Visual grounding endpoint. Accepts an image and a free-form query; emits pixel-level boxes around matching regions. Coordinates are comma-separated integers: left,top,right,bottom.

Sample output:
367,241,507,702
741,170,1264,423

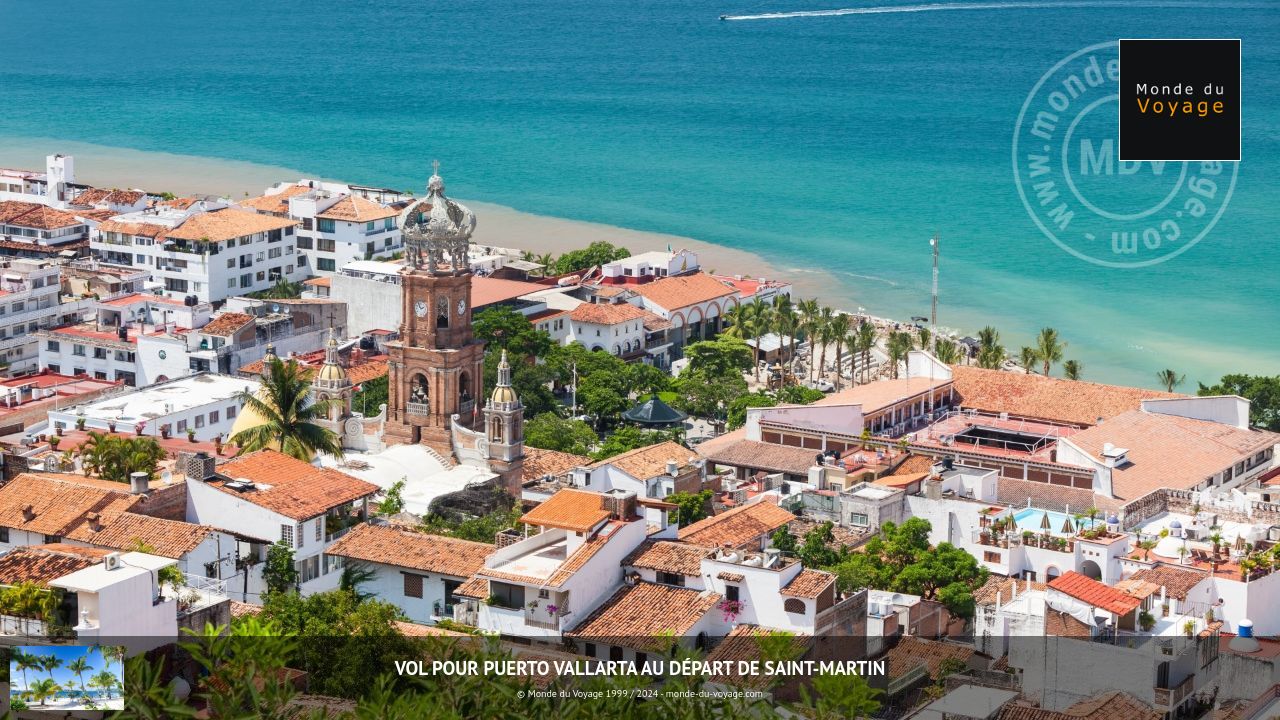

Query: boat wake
720,1,1213,21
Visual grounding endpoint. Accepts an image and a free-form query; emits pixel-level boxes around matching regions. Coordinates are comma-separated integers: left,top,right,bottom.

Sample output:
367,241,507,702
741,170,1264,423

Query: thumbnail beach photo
7,646,122,712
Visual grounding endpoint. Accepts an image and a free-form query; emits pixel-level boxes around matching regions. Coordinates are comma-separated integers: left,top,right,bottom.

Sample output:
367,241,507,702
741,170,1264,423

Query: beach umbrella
1040,512,1052,531
1061,516,1075,534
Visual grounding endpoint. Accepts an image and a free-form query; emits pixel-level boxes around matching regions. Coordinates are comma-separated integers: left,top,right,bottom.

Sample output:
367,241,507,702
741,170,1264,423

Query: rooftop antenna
928,231,940,416
431,159,440,177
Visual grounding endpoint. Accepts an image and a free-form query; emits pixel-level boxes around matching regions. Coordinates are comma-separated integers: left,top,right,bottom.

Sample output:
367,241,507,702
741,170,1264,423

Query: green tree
800,672,882,720
1018,346,1038,374
886,331,914,379
13,649,40,693
1198,374,1280,430
799,521,845,569
263,540,299,595
376,479,406,515
1036,326,1067,376
247,278,302,299
552,241,630,274
339,561,378,602
25,678,61,707
590,426,676,461
1158,368,1186,392
232,355,343,460
627,362,673,397
775,384,825,405
726,392,776,430
483,347,557,416
1063,359,1083,380
724,298,773,382
683,337,753,379
79,432,167,484
976,326,1005,370
853,321,877,384
770,527,799,554
525,413,597,455
933,336,961,365
814,307,840,384
40,653,62,682
676,366,747,420
422,504,523,543
666,489,713,525
67,656,93,696
773,295,801,376
473,306,553,358
352,374,388,417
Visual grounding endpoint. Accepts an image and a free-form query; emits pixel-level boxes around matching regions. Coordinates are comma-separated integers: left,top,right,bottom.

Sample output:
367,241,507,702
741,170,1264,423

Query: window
46,364,58,373
296,236,313,250
584,643,596,658
317,238,336,253
194,414,205,428
404,573,424,598
210,410,220,424
281,524,294,547
366,221,375,232
487,581,525,609
268,247,282,259
268,229,282,242
609,647,624,661
984,551,1002,563
46,340,59,352
784,598,807,614
228,278,237,288
538,589,550,599
297,522,305,548
240,274,253,288
317,218,336,233
94,371,107,380
302,218,314,231
298,555,320,583
0,527,8,543
318,258,336,272
177,419,187,432
72,344,86,357
11,302,23,313
227,405,237,418
850,512,869,527
726,585,740,602
316,519,322,541
227,258,236,268
44,534,61,544
384,218,395,231
656,571,685,587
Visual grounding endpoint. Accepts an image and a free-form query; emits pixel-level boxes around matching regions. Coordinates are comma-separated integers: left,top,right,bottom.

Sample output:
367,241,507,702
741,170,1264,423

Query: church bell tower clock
383,162,486,454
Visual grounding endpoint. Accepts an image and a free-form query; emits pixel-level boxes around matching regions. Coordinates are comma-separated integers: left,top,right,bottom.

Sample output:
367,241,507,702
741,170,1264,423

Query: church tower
312,328,353,423
384,164,486,455
484,350,525,495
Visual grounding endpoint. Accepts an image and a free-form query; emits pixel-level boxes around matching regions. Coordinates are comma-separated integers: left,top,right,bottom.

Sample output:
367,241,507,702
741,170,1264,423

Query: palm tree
934,337,961,365
810,307,834,382
1035,327,1066,376
1063,359,1082,380
90,670,119,700
886,331,914,379
534,252,555,276
1138,538,1158,560
725,298,771,382
25,678,60,707
854,321,877,384
13,649,39,694
340,560,378,602
231,355,343,460
1156,368,1185,392
1018,346,1038,374
67,656,92,697
797,298,821,376
773,296,800,380
40,653,62,682
976,326,1005,370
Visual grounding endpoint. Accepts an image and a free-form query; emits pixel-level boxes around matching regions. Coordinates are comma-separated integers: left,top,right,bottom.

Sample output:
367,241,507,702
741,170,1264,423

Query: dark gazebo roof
622,395,688,426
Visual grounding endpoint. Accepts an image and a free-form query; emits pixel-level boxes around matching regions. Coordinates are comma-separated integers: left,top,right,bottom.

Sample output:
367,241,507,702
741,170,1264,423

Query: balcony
459,399,475,417
406,401,430,416
1154,673,1194,708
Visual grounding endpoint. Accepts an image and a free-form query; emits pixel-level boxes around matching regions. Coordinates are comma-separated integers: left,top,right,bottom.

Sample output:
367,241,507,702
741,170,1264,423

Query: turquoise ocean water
1,0,1276,388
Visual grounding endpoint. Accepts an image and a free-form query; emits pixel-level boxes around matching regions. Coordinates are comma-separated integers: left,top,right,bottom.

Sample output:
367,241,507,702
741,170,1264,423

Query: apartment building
0,259,92,374
239,182,403,275
92,206,304,303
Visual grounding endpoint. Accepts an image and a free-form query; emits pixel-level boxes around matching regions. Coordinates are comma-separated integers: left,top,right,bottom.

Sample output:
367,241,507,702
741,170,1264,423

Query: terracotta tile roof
326,523,492,578
1129,564,1209,601
522,447,589,483
677,500,795,549
454,575,488,599
212,450,379,520
470,277,547,308
994,476,1118,514
65,511,216,558
526,308,567,323
781,568,836,598
201,312,255,337
999,691,1159,720
165,207,297,242
1048,571,1142,615
97,219,170,238
894,453,937,475
623,540,713,576
568,302,648,325
592,441,693,479
0,472,136,536
0,201,84,230
705,624,809,689
546,521,621,586
882,636,975,682
238,184,312,214
641,310,672,332
72,188,145,207
951,366,1179,427
630,272,738,311
99,292,188,308
1065,410,1280,500
1113,577,1162,600
0,545,104,585
157,196,202,210
565,582,721,652
229,600,263,618
303,276,332,288
520,488,612,532
813,376,953,414
874,471,929,489
698,438,819,476
394,620,470,638
717,571,745,582
239,352,388,386
315,195,398,222
973,575,1048,606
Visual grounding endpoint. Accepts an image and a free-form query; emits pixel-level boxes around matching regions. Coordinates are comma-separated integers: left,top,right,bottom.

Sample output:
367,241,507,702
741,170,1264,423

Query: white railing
406,401,430,416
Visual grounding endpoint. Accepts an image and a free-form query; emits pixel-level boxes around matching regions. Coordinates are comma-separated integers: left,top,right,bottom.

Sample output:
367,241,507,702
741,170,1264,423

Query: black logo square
1119,39,1240,161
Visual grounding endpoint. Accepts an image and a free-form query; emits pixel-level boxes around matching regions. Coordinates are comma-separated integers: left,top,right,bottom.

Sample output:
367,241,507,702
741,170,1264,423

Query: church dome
314,329,348,385
399,162,476,273
489,350,519,406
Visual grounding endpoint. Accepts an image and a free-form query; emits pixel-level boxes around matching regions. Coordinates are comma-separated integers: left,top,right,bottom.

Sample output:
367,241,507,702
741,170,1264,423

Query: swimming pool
1012,508,1101,536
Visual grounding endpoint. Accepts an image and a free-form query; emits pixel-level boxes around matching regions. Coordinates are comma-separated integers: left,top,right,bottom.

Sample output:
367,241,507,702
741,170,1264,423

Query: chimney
666,459,679,476
129,471,149,494
603,490,637,521
925,476,943,501
22,504,35,522
185,451,216,482
86,512,103,532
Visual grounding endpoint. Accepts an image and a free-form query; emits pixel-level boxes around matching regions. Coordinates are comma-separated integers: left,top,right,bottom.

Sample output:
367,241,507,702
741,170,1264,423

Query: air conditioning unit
104,552,123,571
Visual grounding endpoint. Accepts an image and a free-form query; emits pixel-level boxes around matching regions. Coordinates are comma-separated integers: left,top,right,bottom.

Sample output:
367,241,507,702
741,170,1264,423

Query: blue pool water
1013,508,1101,535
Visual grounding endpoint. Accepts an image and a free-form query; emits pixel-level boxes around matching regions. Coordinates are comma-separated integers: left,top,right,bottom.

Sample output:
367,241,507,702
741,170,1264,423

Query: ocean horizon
2,0,1277,390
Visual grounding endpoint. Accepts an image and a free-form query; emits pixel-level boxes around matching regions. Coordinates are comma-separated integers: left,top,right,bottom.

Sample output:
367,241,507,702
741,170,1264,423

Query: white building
564,301,649,359
93,206,304,303
0,258,92,374
185,449,379,595
42,372,258,442
0,200,90,252
239,183,403,275
325,522,493,624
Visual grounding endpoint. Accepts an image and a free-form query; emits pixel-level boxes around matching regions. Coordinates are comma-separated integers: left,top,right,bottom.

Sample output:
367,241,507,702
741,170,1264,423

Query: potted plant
1183,620,1196,638
546,603,560,616
1139,610,1155,631
55,424,64,437
75,417,86,431
1161,602,1170,618
1022,530,1035,544
1205,608,1215,624
161,424,171,439
526,600,539,611
135,421,146,436
48,436,60,450
214,434,223,455
107,421,116,433
186,428,196,443
718,598,745,622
